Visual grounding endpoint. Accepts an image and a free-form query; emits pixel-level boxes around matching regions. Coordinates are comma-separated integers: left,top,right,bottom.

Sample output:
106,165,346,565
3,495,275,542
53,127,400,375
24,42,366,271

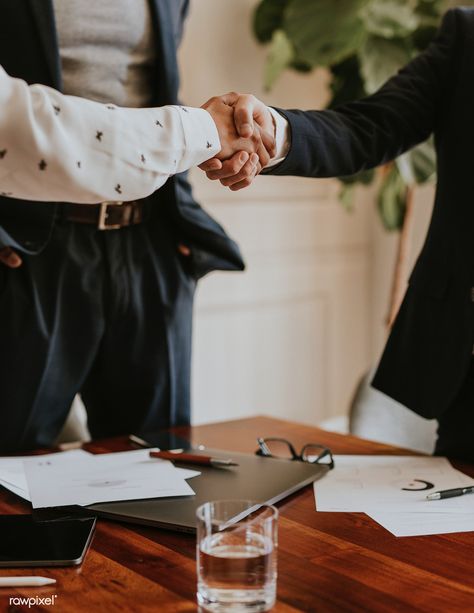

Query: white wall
179,0,433,426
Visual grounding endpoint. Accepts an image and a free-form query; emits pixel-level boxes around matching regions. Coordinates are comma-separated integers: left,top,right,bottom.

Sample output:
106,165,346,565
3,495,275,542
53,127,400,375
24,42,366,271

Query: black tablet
0,515,96,567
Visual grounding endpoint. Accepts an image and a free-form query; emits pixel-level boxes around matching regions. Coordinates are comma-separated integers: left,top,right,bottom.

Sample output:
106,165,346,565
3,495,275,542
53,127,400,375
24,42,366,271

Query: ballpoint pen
128,434,152,448
0,577,56,587
149,450,238,467
426,485,474,500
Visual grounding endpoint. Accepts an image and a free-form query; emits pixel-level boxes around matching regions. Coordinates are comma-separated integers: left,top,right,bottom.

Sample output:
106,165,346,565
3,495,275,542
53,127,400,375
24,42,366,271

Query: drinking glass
196,500,278,612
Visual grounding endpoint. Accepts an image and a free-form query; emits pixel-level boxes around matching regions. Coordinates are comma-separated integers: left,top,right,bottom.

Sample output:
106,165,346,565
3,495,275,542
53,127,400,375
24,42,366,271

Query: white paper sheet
63,449,201,479
0,449,200,504
369,511,474,537
0,461,29,496
24,447,196,508
175,467,201,480
0,479,30,501
0,449,92,501
91,449,202,479
314,455,474,513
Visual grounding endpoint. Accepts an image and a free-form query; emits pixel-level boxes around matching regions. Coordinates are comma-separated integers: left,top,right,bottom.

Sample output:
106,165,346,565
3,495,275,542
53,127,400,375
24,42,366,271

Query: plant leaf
284,0,370,67
339,168,376,185
359,35,412,94
253,0,289,44
264,30,294,91
289,58,313,73
447,0,474,8
411,24,439,51
377,166,407,231
396,139,436,184
361,0,419,39
415,0,444,21
339,183,355,211
338,169,375,211
329,56,366,108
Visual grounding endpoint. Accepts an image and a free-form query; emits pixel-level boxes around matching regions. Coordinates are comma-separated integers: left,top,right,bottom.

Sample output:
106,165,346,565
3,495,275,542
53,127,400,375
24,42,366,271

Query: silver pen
426,486,474,500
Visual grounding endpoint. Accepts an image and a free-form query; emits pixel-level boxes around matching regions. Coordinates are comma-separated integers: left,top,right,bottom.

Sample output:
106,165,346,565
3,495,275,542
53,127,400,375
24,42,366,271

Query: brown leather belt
62,201,146,230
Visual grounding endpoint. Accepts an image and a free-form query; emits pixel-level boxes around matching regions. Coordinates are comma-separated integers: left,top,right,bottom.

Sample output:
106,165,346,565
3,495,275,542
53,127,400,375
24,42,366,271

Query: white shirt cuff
266,107,290,168
177,107,221,172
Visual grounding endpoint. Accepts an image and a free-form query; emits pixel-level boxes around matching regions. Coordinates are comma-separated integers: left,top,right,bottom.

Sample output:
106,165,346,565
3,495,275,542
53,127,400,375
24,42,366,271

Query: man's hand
0,247,22,268
200,93,275,191
201,93,275,190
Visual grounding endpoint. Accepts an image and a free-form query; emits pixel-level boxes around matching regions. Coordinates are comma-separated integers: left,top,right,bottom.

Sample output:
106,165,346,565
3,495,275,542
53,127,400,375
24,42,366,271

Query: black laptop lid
88,448,328,533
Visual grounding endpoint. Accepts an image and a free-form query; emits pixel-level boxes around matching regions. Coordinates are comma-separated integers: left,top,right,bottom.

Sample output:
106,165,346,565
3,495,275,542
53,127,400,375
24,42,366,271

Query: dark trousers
435,357,474,462
0,214,195,452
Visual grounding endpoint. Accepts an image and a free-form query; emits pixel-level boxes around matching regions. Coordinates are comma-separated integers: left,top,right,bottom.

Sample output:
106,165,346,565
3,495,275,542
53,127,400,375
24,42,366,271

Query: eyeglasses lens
302,445,330,464
264,439,294,459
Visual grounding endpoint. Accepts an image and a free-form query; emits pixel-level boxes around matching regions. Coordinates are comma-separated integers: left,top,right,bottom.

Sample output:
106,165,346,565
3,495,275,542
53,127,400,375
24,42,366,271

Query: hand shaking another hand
200,93,275,191
0,93,274,270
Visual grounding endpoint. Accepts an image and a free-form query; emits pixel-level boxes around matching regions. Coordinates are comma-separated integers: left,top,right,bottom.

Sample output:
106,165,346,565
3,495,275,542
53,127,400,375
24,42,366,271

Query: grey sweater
53,0,156,108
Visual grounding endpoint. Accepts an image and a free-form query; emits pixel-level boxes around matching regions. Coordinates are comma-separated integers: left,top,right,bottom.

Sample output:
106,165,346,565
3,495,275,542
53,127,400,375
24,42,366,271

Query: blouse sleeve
0,65,220,203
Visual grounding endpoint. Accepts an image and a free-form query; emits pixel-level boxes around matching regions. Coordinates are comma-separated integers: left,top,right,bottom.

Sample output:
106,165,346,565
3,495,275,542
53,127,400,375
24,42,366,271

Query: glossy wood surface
1,416,473,612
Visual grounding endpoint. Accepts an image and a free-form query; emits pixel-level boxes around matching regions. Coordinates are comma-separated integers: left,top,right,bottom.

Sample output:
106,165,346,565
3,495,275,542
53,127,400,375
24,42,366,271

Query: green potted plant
253,0,471,322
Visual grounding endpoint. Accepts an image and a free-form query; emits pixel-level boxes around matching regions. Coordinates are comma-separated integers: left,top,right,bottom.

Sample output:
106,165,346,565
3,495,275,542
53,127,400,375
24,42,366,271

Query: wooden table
1,416,474,612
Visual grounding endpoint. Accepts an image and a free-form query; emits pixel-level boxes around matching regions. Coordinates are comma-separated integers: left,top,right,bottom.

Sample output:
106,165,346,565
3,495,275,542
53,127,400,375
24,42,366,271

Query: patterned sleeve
0,65,220,203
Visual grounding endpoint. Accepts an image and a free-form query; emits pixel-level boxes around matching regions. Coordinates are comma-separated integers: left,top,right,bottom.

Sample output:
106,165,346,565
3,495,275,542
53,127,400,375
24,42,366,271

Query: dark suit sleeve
268,9,458,179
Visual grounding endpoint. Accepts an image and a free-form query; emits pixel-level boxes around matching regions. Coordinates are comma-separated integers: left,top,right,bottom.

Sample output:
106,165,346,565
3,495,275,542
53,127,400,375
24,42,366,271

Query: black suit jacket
0,0,244,279
269,8,474,419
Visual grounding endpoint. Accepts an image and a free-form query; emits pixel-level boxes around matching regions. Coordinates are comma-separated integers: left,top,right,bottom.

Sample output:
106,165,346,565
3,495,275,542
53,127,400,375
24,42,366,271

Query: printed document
314,455,474,513
22,448,196,508
368,511,474,537
0,449,92,501
313,455,474,536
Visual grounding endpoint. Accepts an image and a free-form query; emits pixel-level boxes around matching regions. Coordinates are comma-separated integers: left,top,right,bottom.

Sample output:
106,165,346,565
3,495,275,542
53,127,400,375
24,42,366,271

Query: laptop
88,448,328,533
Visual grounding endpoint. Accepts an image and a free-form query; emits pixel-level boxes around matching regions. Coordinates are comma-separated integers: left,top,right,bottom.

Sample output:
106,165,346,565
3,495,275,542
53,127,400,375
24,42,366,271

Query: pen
129,434,151,448
149,450,238,467
0,577,56,587
426,486,474,500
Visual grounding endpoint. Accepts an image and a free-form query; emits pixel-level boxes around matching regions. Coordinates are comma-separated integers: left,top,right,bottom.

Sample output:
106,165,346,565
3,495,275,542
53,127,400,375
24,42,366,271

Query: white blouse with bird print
0,66,220,204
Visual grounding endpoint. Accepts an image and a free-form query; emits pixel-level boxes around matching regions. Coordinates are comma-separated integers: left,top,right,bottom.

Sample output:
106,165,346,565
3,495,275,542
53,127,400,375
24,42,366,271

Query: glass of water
196,500,278,612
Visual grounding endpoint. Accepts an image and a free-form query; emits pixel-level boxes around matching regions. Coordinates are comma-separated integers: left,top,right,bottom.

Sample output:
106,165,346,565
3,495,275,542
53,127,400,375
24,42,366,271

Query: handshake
199,93,275,191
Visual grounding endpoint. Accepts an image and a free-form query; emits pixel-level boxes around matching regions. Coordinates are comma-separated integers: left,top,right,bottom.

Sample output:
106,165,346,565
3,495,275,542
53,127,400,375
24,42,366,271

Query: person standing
202,8,474,461
0,0,270,452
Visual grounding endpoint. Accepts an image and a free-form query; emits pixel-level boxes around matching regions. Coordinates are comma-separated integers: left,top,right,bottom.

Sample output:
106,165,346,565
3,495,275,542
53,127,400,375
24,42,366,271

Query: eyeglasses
255,437,334,469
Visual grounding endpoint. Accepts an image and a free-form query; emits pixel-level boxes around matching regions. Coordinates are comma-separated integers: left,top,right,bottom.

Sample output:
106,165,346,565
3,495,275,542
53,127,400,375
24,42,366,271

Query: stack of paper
0,449,92,501
314,455,474,537
0,448,200,508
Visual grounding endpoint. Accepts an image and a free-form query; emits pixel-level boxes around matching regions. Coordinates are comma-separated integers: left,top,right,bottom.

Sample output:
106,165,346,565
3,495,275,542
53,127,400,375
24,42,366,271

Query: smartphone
0,515,96,567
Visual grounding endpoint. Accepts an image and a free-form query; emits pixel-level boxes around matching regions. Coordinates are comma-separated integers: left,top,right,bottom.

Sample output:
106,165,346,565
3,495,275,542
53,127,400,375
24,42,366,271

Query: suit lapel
27,0,62,89
149,0,179,104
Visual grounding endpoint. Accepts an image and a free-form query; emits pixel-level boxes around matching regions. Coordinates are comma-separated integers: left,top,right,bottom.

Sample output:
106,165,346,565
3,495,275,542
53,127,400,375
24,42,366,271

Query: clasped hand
0,93,272,269
200,93,274,191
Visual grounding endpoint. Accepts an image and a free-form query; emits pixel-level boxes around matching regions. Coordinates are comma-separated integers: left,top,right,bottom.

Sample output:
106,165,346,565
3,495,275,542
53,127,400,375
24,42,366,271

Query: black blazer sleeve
268,9,459,179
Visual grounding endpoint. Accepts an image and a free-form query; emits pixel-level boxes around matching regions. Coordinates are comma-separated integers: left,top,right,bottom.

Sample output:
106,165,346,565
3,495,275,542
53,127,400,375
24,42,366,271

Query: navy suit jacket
0,0,244,279
269,8,474,419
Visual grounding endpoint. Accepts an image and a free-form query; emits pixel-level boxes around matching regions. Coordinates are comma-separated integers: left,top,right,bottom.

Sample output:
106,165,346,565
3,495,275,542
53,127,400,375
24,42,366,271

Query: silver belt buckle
98,201,123,230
